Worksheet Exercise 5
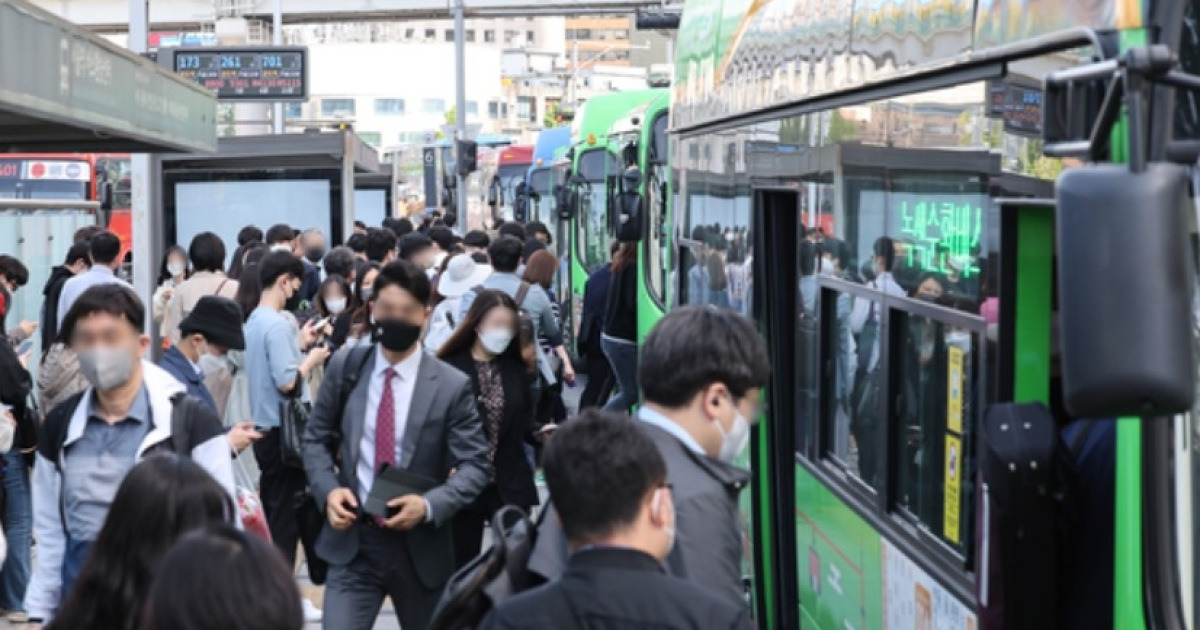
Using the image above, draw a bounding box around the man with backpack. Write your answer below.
[25,284,234,627]
[480,410,753,630]
[458,236,575,387]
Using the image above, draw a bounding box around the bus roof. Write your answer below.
[572,89,668,150]
[608,90,670,138]
[498,145,534,166]
[532,126,572,165]
[672,0,1125,131]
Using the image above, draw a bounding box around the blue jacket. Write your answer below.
[157,346,218,414]
[581,263,613,345]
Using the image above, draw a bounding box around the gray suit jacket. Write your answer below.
[528,422,752,608]
[303,345,489,588]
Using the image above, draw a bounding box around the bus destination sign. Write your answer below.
[164,47,307,102]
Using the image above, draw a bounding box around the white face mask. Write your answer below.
[479,328,514,355]
[271,244,292,253]
[167,262,186,277]
[715,401,751,463]
[326,297,347,315]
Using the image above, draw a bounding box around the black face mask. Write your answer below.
[305,246,326,263]
[374,318,422,352]
[285,290,303,312]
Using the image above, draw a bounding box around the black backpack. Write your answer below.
[427,505,547,630]
[39,390,205,472]
[976,402,1100,630]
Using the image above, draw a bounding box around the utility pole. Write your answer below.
[453,0,467,228]
[128,0,156,330]
[272,0,283,134]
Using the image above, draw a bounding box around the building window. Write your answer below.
[424,29,435,39]
[466,30,475,42]
[527,30,535,44]
[517,97,536,123]
[488,101,500,119]
[284,102,302,119]
[358,132,382,147]
[445,29,454,42]
[504,29,519,44]
[423,99,447,114]
[404,28,414,39]
[320,98,355,117]
[374,98,406,116]
[466,101,479,117]
[484,30,495,43]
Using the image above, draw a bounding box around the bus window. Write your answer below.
[893,313,978,555]
[677,137,751,312]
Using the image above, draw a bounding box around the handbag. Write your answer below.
[279,396,311,470]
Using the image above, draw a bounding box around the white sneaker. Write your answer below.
[302,598,323,622]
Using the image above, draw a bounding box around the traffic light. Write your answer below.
[456,139,478,176]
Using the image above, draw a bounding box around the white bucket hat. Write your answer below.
[437,255,493,298]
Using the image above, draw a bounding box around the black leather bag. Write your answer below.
[279,397,311,470]
[428,506,545,630]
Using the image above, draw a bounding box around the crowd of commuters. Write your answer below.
[0,208,775,630]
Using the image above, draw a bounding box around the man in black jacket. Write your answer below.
[481,409,752,630]
[40,243,91,352]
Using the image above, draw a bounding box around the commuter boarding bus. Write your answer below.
[557,88,667,350]
[638,0,1200,628]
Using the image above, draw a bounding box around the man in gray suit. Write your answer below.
[303,260,488,630]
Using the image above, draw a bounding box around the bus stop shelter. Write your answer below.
[0,0,216,153]
[158,131,380,264]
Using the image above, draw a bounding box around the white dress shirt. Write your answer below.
[357,344,423,504]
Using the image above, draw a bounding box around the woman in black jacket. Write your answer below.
[602,242,639,412]
[438,289,540,568]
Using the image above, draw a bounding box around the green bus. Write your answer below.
[608,0,1200,628]
[603,90,673,341]
[557,88,668,350]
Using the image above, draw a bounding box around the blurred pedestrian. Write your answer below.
[162,232,239,346]
[141,525,303,630]
[151,245,189,338]
[42,454,234,630]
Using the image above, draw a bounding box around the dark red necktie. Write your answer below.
[374,367,397,526]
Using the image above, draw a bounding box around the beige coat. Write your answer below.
[161,271,239,345]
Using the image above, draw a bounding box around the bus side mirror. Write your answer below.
[615,168,644,242]
[513,183,528,222]
[1056,163,1196,417]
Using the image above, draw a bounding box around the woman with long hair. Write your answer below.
[151,245,189,336]
[522,249,566,422]
[437,290,538,568]
[141,526,303,630]
[601,242,640,412]
[331,262,380,349]
[707,249,730,308]
[47,454,234,630]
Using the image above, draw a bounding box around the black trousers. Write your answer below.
[450,484,510,570]
[253,429,307,569]
[579,336,615,410]
[323,522,441,630]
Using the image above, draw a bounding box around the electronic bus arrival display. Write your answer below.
[162,47,307,102]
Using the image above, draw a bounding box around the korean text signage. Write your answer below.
[161,47,307,102]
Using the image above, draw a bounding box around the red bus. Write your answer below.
[484,144,534,225]
[0,154,132,258]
